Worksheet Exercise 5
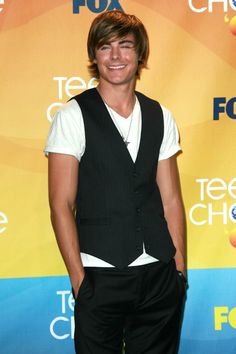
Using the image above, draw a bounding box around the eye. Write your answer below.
[119,41,135,49]
[120,44,133,49]
[100,44,110,51]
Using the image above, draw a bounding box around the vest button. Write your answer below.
[133,172,138,177]
[136,227,141,232]
[136,208,141,213]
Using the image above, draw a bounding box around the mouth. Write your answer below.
[108,65,126,70]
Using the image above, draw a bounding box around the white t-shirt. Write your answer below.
[45,96,181,267]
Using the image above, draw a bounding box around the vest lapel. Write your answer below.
[134,91,163,170]
[92,88,135,169]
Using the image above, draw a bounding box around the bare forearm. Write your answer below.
[156,156,186,275]
[50,205,84,292]
[164,197,186,274]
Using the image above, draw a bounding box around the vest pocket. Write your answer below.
[78,217,110,226]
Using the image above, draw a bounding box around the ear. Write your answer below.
[93,58,97,64]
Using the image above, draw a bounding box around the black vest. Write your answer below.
[73,88,175,268]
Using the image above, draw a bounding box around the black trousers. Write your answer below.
[74,259,186,354]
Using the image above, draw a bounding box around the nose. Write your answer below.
[111,46,120,60]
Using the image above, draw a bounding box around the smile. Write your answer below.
[108,65,126,70]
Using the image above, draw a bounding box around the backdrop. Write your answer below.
[1,1,236,353]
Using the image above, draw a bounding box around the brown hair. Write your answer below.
[87,10,149,79]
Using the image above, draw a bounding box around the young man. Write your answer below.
[45,10,187,354]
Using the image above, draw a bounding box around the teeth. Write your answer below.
[108,65,126,69]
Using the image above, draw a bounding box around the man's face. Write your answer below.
[94,33,139,87]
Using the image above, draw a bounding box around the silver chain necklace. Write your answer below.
[104,100,135,147]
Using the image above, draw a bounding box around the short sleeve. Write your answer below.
[159,105,181,160]
[44,99,85,161]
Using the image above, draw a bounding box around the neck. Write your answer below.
[96,82,136,118]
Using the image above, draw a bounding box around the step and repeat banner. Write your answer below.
[1,1,236,353]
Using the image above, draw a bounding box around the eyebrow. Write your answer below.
[106,39,135,45]
[118,39,135,45]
